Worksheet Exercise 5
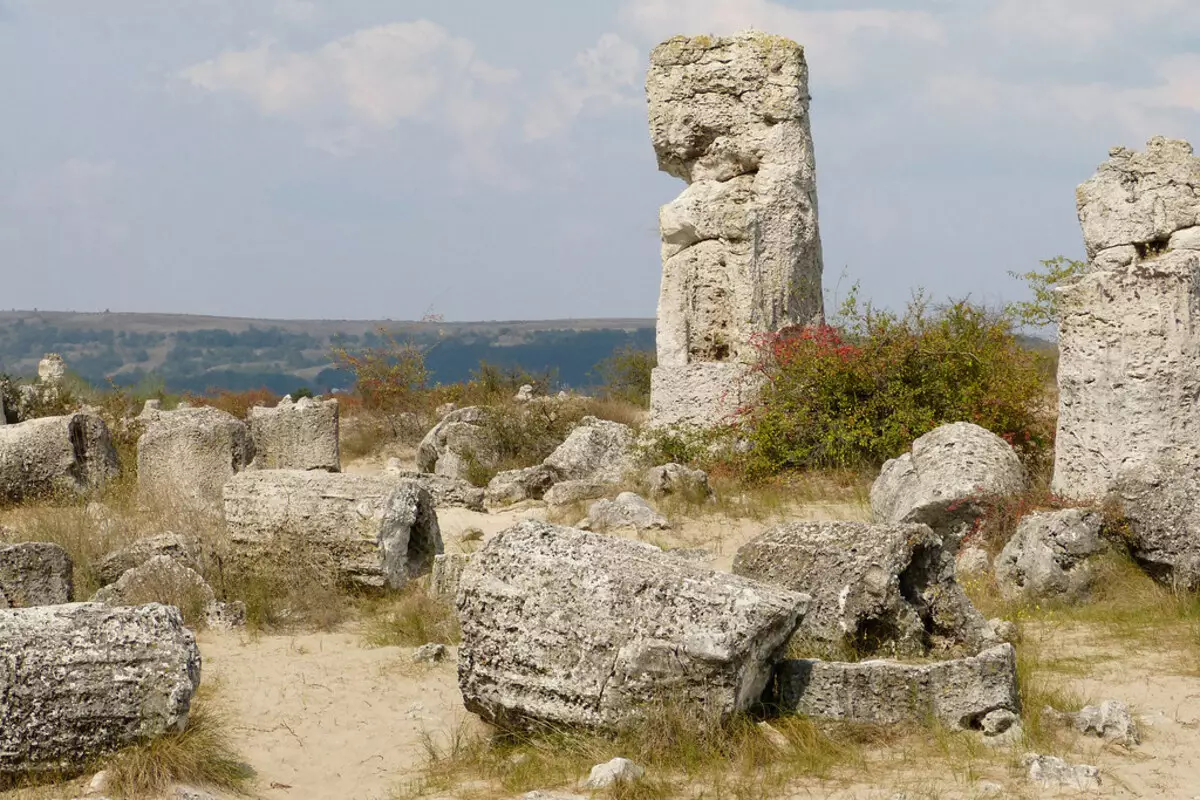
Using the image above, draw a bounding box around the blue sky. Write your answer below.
[1,0,1197,321]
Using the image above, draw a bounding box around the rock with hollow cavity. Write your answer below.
[137,407,253,516]
[732,521,988,657]
[248,396,340,472]
[457,520,808,729]
[0,542,73,607]
[647,32,824,428]
[0,412,119,504]
[543,417,635,484]
[582,492,671,532]
[223,470,442,591]
[771,644,1020,731]
[994,508,1104,600]
[871,422,1026,541]
[0,602,201,776]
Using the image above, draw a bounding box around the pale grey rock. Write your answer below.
[543,417,635,484]
[732,521,989,657]
[0,411,119,504]
[1073,700,1139,747]
[581,492,671,532]
[1052,251,1200,499]
[645,463,713,500]
[485,464,558,506]
[92,555,214,617]
[223,470,442,591]
[430,553,471,604]
[457,520,808,729]
[137,407,253,517]
[204,600,246,631]
[1076,137,1200,262]
[1092,244,1139,271]
[1110,460,1200,588]
[1170,225,1200,251]
[416,406,495,481]
[956,546,991,577]
[771,644,1020,731]
[871,422,1027,541]
[649,363,762,429]
[757,720,790,751]
[96,533,200,587]
[1022,754,1101,791]
[37,354,67,386]
[543,479,610,508]
[247,396,340,472]
[140,398,162,416]
[413,643,448,663]
[0,542,72,607]
[980,708,1020,737]
[994,508,1104,600]
[514,384,535,402]
[386,466,486,511]
[986,618,1018,644]
[0,602,201,776]
[583,757,644,789]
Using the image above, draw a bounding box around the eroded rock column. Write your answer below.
[646,31,824,428]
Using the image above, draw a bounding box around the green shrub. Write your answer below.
[740,290,1052,477]
[594,344,656,407]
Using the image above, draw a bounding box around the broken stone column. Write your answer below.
[247,396,340,472]
[0,411,120,504]
[646,31,824,428]
[136,406,254,517]
[1053,137,1200,499]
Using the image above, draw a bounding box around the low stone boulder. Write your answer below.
[581,492,670,532]
[544,479,610,508]
[1047,699,1139,747]
[1110,461,1200,588]
[994,508,1105,600]
[92,556,242,629]
[430,553,471,604]
[386,463,486,511]
[644,463,713,501]
[0,542,73,607]
[1022,754,1101,791]
[956,546,991,577]
[485,464,559,506]
[770,644,1020,731]
[0,602,201,776]
[96,533,201,587]
[223,470,442,591]
[870,422,1027,542]
[0,412,119,504]
[416,406,496,481]
[137,407,253,516]
[457,520,808,730]
[248,396,340,472]
[732,522,989,658]
[543,417,635,484]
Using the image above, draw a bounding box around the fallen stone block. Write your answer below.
[0,411,120,504]
[1023,753,1101,791]
[544,479,610,508]
[248,396,340,472]
[429,553,471,604]
[0,542,73,607]
[581,492,670,532]
[223,470,443,591]
[995,508,1104,600]
[644,463,713,501]
[485,464,559,506]
[458,520,808,730]
[96,532,200,587]
[543,417,635,484]
[416,406,496,481]
[137,407,253,517]
[386,464,486,511]
[0,602,201,776]
[1110,460,1200,588]
[770,644,1020,731]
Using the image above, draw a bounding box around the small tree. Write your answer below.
[331,327,429,433]
[1007,256,1088,330]
[593,344,656,407]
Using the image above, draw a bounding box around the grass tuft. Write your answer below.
[360,585,460,648]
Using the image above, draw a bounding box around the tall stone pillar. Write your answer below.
[645,31,824,428]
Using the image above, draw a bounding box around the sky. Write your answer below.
[1,0,1198,322]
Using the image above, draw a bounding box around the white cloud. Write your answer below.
[618,0,944,87]
[524,33,642,141]
[273,0,317,24]
[986,0,1200,47]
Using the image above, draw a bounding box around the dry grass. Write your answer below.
[360,585,460,647]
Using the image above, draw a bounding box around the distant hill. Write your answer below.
[0,311,656,394]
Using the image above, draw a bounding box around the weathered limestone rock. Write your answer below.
[647,32,824,427]
[96,533,201,588]
[1109,460,1200,588]
[1073,700,1140,747]
[247,396,340,472]
[386,463,486,511]
[871,422,1026,541]
[93,556,214,616]
[484,464,558,507]
[543,417,635,484]
[581,492,671,532]
[732,522,988,657]
[1077,137,1200,269]
[584,758,644,789]
[137,407,253,516]
[0,542,73,607]
[514,384,535,403]
[770,644,1020,731]
[457,520,808,729]
[222,470,442,591]
[37,354,67,386]
[994,508,1104,600]
[1022,754,1101,791]
[1053,250,1200,499]
[413,643,448,663]
[416,406,495,481]
[544,479,610,508]
[644,463,713,500]
[429,552,471,604]
[956,546,991,577]
[0,602,201,776]
[0,411,119,504]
